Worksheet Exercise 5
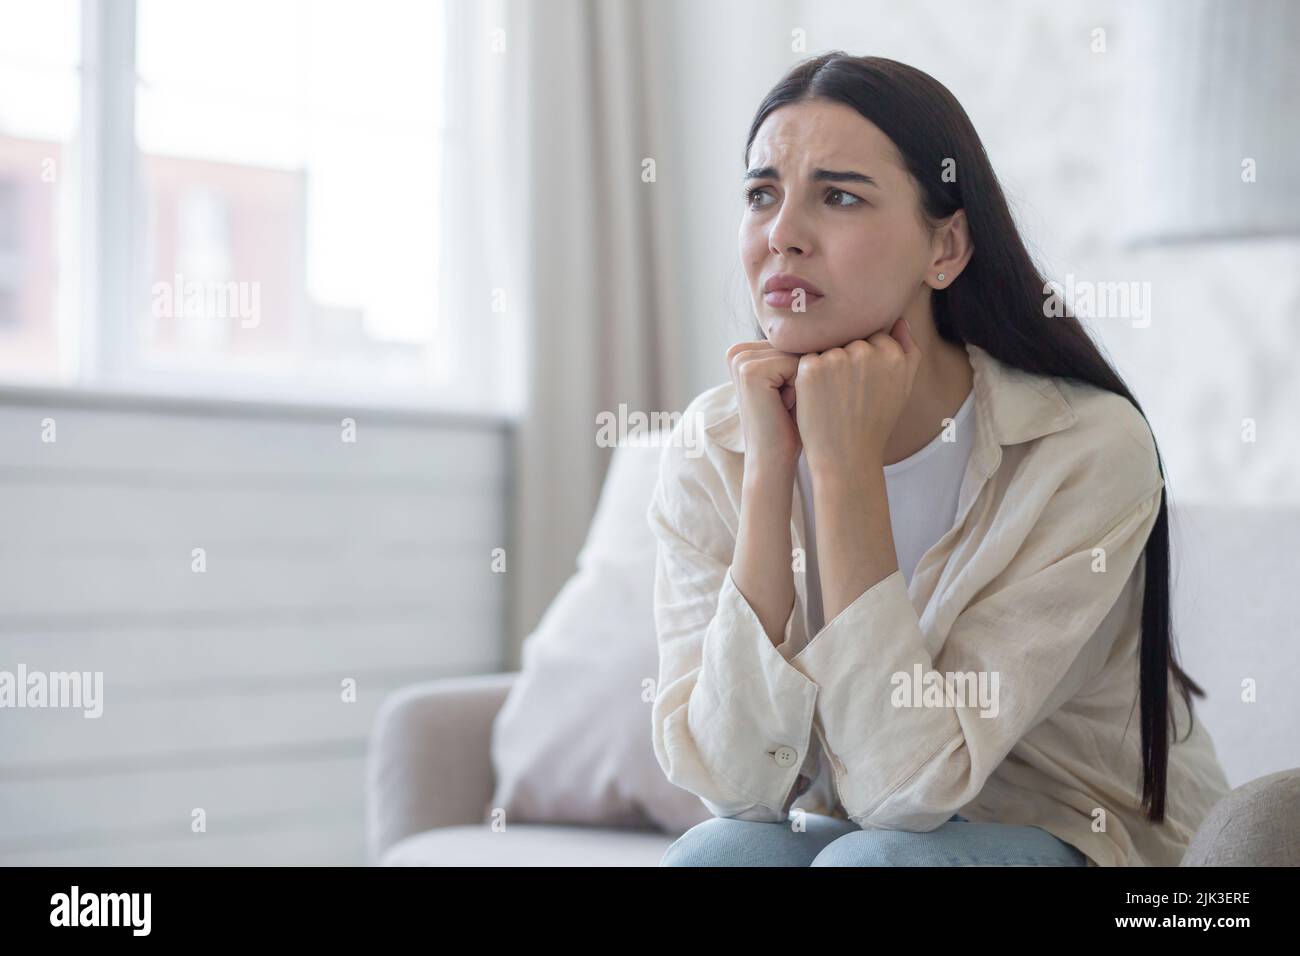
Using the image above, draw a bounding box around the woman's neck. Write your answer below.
[881,335,973,467]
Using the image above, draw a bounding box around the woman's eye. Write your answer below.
[743,186,862,210]
[826,188,863,207]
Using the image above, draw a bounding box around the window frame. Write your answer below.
[21,0,497,418]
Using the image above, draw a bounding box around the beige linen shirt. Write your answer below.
[646,341,1231,866]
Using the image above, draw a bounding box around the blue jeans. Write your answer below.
[660,813,1089,866]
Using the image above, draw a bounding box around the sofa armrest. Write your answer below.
[366,671,519,864]
[1181,768,1300,866]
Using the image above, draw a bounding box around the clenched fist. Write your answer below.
[794,317,922,483]
[726,340,803,472]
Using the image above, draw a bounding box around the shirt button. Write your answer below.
[773,745,799,767]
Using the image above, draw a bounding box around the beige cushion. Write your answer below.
[487,435,712,835]
[383,823,675,867]
[1182,768,1300,865]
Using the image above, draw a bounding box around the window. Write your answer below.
[0,0,81,383]
[0,0,513,413]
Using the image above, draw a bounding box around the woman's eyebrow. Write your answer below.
[743,166,879,187]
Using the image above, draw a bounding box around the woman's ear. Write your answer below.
[930,209,974,288]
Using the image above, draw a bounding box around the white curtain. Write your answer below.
[440,0,689,666]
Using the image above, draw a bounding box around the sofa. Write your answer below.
[366,443,1300,866]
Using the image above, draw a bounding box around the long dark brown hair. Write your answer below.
[745,52,1200,823]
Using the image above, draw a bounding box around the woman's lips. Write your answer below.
[763,289,824,309]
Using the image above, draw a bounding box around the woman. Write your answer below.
[648,53,1230,867]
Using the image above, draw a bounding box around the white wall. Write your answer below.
[0,392,508,864]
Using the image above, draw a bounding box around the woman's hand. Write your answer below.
[725,340,803,647]
[794,318,922,485]
[726,340,803,473]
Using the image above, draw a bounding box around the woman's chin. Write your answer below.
[763,317,829,355]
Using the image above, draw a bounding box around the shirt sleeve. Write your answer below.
[788,478,1164,831]
[646,458,819,823]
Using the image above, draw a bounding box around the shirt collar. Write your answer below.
[700,342,1078,473]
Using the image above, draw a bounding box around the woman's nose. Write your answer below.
[768,206,811,257]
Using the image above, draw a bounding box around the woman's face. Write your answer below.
[740,98,937,355]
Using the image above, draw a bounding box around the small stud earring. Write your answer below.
[937,273,946,282]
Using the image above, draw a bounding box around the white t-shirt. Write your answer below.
[791,386,976,814]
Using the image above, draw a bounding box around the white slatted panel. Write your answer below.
[0,395,509,865]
